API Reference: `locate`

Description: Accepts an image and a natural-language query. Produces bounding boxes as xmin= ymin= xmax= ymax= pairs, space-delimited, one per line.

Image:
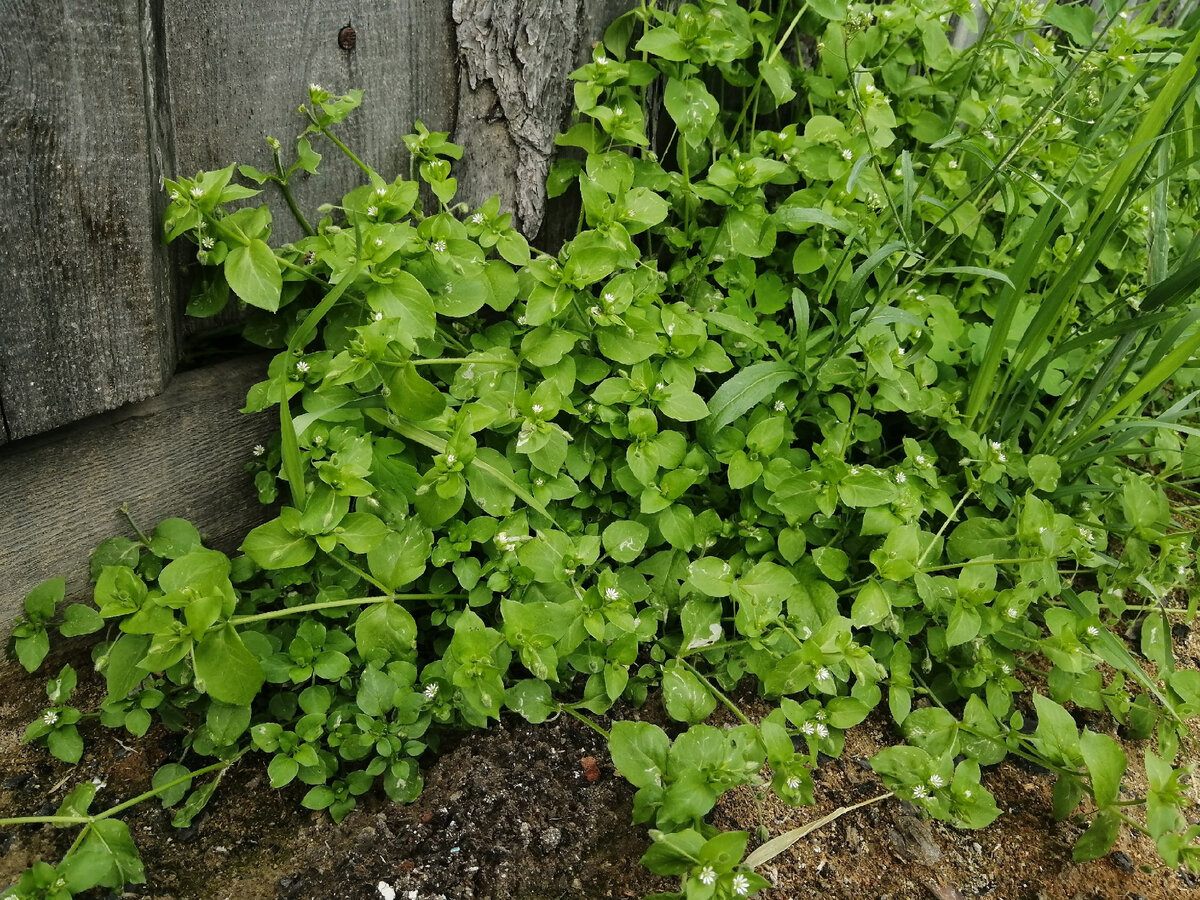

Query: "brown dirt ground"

xmin=2 ymin=623 xmax=1199 ymax=900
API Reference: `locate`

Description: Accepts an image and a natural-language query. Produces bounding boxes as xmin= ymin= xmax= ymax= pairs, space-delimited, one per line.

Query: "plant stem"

xmin=321 ymin=128 xmax=374 ymax=178
xmin=119 ymin=503 xmax=151 ymax=545
xmin=327 ymin=553 xmax=391 ymax=594
xmin=0 ymin=758 xmax=234 ymax=829
xmin=272 ymin=147 xmax=315 ymax=236
xmin=561 ymin=705 xmax=611 ymax=740
xmin=230 ymin=593 xmax=462 ymax=627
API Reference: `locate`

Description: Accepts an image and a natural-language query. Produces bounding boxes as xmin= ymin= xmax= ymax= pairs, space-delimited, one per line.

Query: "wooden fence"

xmin=0 ymin=0 xmax=631 ymax=623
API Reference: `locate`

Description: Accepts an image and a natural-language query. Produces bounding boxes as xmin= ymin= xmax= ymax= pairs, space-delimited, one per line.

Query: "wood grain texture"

xmin=452 ymin=0 xmax=637 ymax=236
xmin=163 ymin=1 xmax=460 ymax=246
xmin=0 ymin=356 xmax=275 ymax=627
xmin=0 ymin=0 xmax=179 ymax=442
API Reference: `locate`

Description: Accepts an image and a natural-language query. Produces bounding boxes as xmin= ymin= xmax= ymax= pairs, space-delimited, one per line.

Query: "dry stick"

xmin=743 ymin=791 xmax=893 ymax=868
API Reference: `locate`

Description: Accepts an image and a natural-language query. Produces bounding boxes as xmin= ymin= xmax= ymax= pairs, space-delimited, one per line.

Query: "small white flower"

xmin=800 ymin=626 xmax=812 ymax=640
xmin=531 ymin=403 xmax=544 ymax=414
xmin=912 ymin=784 xmax=929 ymax=799
xmin=445 ymin=453 xmax=456 ymax=466
xmin=1052 ymin=116 xmax=1062 ymax=125
xmin=1178 ymin=565 xmax=1189 ymax=577
xmin=896 ymin=346 xmax=907 ymax=357
xmin=1086 ymin=626 xmax=1101 ymax=638
xmin=816 ymin=724 xmax=829 ymax=739
xmin=200 ymin=235 xmax=215 ymax=249
xmin=604 ymin=587 xmax=621 ymax=602
xmin=296 ymin=360 xmax=310 ymax=373
xmin=1000 ymin=662 xmax=1013 ymax=675
xmin=375 ymin=186 xmax=387 ymax=197
xmin=1119 ymin=9 xmax=1127 ymax=17
xmin=432 ymin=239 xmax=447 ymax=252
xmin=895 ymin=471 xmax=907 ymax=484
xmin=42 ymin=711 xmax=58 ymax=726
xmin=655 ymin=381 xmax=666 ymax=391
xmin=310 ymin=83 xmax=323 ymax=92
xmin=929 ymin=774 xmax=946 ymax=788
xmin=596 ymin=56 xmax=609 ymax=65
xmin=589 ymin=305 xmax=602 ymax=317
xmin=613 ymin=106 xmax=624 ymax=116
xmin=374 ymin=311 xmax=384 ymax=322
xmin=252 ymin=444 xmax=266 ymax=457
xmin=1038 ymin=526 xmax=1047 ymax=535
xmin=915 ymin=454 xmax=927 ymax=465
xmin=1079 ymin=528 xmax=1093 ymax=541
xmin=814 ymin=710 xmax=827 ymax=722
xmin=774 ymin=400 xmax=786 ymax=412
xmin=732 ymin=874 xmax=751 ymax=896
xmin=373 ymin=238 xmax=384 ymax=248
xmin=366 ymin=206 xmax=378 ymax=217
xmin=982 ymin=129 xmax=995 ymax=141
xmin=424 ymin=683 xmax=439 ymax=700
xmin=948 ymin=159 xmax=958 ymax=169
xmin=990 ymin=440 xmax=1002 ymax=450
xmin=698 ymin=866 xmax=717 ymax=886
xmin=471 ymin=213 xmax=484 ymax=224
xmin=801 ymin=722 xmax=816 ymax=735
xmin=849 ymin=466 xmax=861 ymax=475
xmin=841 ymin=148 xmax=853 ymax=161
xmin=602 ymin=291 xmax=615 ymax=303
xmin=816 ymin=667 xmax=832 ymax=682
xmin=786 ymin=775 xmax=802 ymax=790
xmin=865 ymin=84 xmax=876 ymax=94
xmin=1004 ymin=608 xmax=1019 ymax=620
xmin=189 ymin=186 xmax=203 ymax=198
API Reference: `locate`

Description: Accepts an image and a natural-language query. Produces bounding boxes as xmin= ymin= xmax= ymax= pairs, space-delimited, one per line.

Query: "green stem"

xmin=0 ymin=758 xmax=235 ymax=829
xmin=321 ymin=128 xmax=374 ymax=178
xmin=119 ymin=503 xmax=151 ymax=545
xmin=327 ymin=553 xmax=391 ymax=594
xmin=230 ymin=593 xmax=462 ymax=627
xmin=273 ymin=147 xmax=315 ymax=236
xmin=561 ymin=705 xmax=611 ymax=740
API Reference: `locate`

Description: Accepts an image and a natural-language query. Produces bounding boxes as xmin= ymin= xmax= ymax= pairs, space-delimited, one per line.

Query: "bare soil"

xmin=2 ymin=627 xmax=1199 ymax=900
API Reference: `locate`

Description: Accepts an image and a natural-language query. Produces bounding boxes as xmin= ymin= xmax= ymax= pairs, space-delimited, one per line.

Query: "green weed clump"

xmin=7 ymin=1 xmax=1200 ymax=896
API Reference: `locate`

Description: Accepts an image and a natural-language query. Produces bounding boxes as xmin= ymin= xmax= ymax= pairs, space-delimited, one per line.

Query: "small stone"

xmin=889 ymin=816 xmax=943 ymax=866
xmin=1111 ymin=851 xmax=1135 ymax=874
xmin=541 ymin=826 xmax=562 ymax=849
xmin=971 ymin=842 xmax=982 ymax=853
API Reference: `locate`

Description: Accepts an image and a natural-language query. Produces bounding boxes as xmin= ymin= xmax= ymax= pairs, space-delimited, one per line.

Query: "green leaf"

xmin=662 ymin=78 xmax=719 ymax=146
xmin=603 ymin=520 xmax=650 ymax=563
xmin=60 ymin=604 xmax=105 ymax=637
xmin=704 ymin=362 xmax=795 ymax=432
xmin=1032 ymin=694 xmax=1081 ymax=767
xmin=1080 ymin=730 xmax=1127 ymax=809
xmin=225 ymin=239 xmax=282 ymax=311
xmin=355 ymin=601 xmax=418 ymax=664
xmin=688 ymin=557 xmax=734 ymax=597
xmin=241 ymin=510 xmax=316 ymax=569
xmin=63 ymin=819 xmax=145 ymax=891
xmin=149 ymin=518 xmax=203 ymax=559
xmin=609 ymin=721 xmax=670 ymax=790
xmin=505 ymin=679 xmax=555 ymax=723
xmin=194 ymin=625 xmax=264 ymax=706
xmin=661 ymin=662 xmax=716 ymax=724
xmin=23 ymin=578 xmax=65 ymax=620
xmin=851 ymin=582 xmax=891 ymax=627
xmin=1073 ymin=809 xmax=1121 ymax=861
xmin=367 ymin=519 xmax=432 ymax=590
xmin=151 ymin=763 xmax=193 ymax=808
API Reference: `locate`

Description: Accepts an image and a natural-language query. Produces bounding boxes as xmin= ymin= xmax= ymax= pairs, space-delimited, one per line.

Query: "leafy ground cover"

xmin=6 ymin=0 xmax=1200 ymax=897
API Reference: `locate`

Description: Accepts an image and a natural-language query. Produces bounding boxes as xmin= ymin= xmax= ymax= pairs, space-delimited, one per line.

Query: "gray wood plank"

xmin=0 ymin=356 xmax=275 ymax=628
xmin=0 ymin=0 xmax=179 ymax=442
xmin=164 ymin=1 xmax=460 ymax=246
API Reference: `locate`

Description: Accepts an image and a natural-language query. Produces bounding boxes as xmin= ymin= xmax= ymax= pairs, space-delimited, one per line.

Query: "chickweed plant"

xmin=7 ymin=1 xmax=1200 ymax=896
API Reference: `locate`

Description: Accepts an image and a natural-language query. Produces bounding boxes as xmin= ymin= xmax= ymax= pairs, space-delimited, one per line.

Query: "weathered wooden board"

xmin=164 ymin=2 xmax=461 ymax=246
xmin=0 ymin=0 xmax=178 ymax=443
xmin=165 ymin=0 xmax=635 ymax=244
xmin=0 ymin=356 xmax=275 ymax=627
